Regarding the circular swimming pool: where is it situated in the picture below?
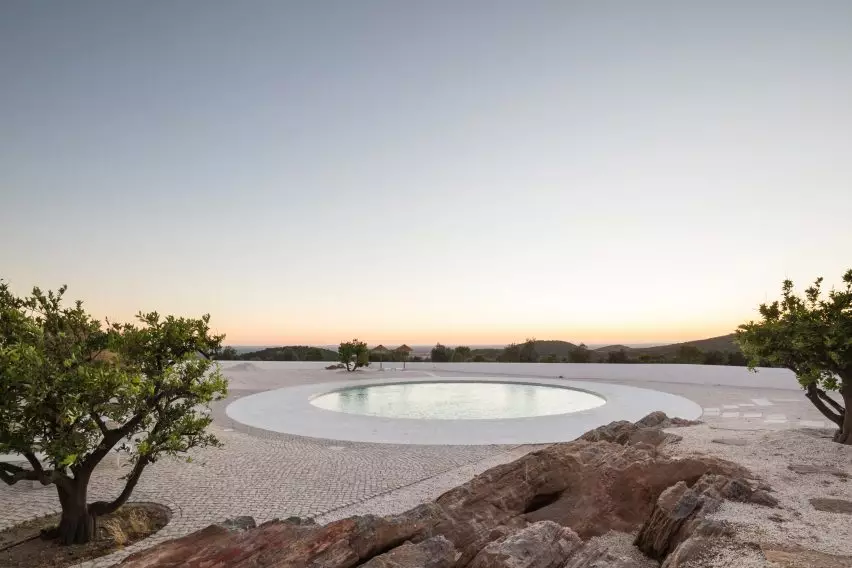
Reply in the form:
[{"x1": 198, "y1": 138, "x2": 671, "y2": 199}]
[
  {"x1": 225, "y1": 376, "x2": 703, "y2": 444},
  {"x1": 310, "y1": 381, "x2": 605, "y2": 420}
]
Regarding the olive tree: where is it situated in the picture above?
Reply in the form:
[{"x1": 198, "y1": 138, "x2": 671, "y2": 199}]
[
  {"x1": 0, "y1": 283, "x2": 228, "y2": 543},
  {"x1": 338, "y1": 338, "x2": 369, "y2": 371},
  {"x1": 736, "y1": 270, "x2": 851, "y2": 444}
]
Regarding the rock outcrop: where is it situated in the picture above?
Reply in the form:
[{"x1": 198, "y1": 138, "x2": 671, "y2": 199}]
[
  {"x1": 635, "y1": 473, "x2": 778, "y2": 566},
  {"x1": 467, "y1": 521, "x2": 581, "y2": 568},
  {"x1": 563, "y1": 541, "x2": 645, "y2": 568},
  {"x1": 119, "y1": 412, "x2": 757, "y2": 568},
  {"x1": 361, "y1": 536, "x2": 458, "y2": 568}
]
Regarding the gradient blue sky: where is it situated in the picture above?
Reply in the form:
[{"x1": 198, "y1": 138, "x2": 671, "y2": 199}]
[{"x1": 2, "y1": 1, "x2": 851, "y2": 345}]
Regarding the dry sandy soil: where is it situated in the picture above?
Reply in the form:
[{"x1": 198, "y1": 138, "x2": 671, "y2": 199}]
[{"x1": 664, "y1": 424, "x2": 852, "y2": 567}]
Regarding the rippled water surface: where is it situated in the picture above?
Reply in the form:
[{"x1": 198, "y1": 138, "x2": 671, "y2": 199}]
[{"x1": 310, "y1": 381, "x2": 606, "y2": 420}]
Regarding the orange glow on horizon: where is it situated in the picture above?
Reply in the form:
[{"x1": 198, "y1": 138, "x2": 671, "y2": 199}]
[{"x1": 216, "y1": 322, "x2": 742, "y2": 347}]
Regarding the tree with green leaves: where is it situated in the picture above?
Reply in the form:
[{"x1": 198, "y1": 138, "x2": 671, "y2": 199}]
[
  {"x1": 736, "y1": 270, "x2": 851, "y2": 444},
  {"x1": 702, "y1": 350, "x2": 725, "y2": 365},
  {"x1": 674, "y1": 345, "x2": 704, "y2": 364},
  {"x1": 216, "y1": 346, "x2": 240, "y2": 360},
  {"x1": 607, "y1": 349, "x2": 630, "y2": 364},
  {"x1": 338, "y1": 339, "x2": 369, "y2": 371},
  {"x1": 452, "y1": 346, "x2": 472, "y2": 362},
  {"x1": 430, "y1": 343, "x2": 454, "y2": 363},
  {"x1": 498, "y1": 343, "x2": 520, "y2": 362},
  {"x1": 519, "y1": 338, "x2": 539, "y2": 363},
  {"x1": 569, "y1": 343, "x2": 592, "y2": 363},
  {"x1": 0, "y1": 282, "x2": 228, "y2": 544}
]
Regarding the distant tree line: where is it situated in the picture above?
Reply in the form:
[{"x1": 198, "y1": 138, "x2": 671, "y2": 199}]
[
  {"x1": 219, "y1": 339, "x2": 754, "y2": 367},
  {"x1": 429, "y1": 339, "x2": 751, "y2": 366},
  {"x1": 215, "y1": 345, "x2": 338, "y2": 362}
]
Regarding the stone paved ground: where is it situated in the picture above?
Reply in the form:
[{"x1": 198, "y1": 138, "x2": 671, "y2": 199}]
[
  {"x1": 0, "y1": 365, "x2": 838, "y2": 567},
  {"x1": 1, "y1": 422, "x2": 512, "y2": 567}
]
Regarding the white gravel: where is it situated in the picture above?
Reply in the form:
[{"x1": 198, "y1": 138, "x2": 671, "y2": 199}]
[
  {"x1": 665, "y1": 424, "x2": 852, "y2": 561},
  {"x1": 584, "y1": 530, "x2": 658, "y2": 567}
]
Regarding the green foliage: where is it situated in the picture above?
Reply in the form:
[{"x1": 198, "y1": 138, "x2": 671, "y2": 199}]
[
  {"x1": 218, "y1": 345, "x2": 337, "y2": 362},
  {"x1": 674, "y1": 345, "x2": 704, "y2": 364},
  {"x1": 304, "y1": 347, "x2": 325, "y2": 361},
  {"x1": 725, "y1": 351, "x2": 748, "y2": 366},
  {"x1": 702, "y1": 350, "x2": 726, "y2": 365},
  {"x1": 736, "y1": 270, "x2": 851, "y2": 442},
  {"x1": 452, "y1": 346, "x2": 472, "y2": 362},
  {"x1": 606, "y1": 349, "x2": 630, "y2": 364},
  {"x1": 338, "y1": 339, "x2": 369, "y2": 371},
  {"x1": 496, "y1": 339, "x2": 540, "y2": 363},
  {"x1": 430, "y1": 343, "x2": 454, "y2": 363},
  {"x1": 568, "y1": 344, "x2": 592, "y2": 363},
  {"x1": 218, "y1": 346, "x2": 240, "y2": 360},
  {"x1": 497, "y1": 343, "x2": 520, "y2": 362},
  {"x1": 519, "y1": 338, "x2": 539, "y2": 363},
  {"x1": 0, "y1": 282, "x2": 228, "y2": 542}
]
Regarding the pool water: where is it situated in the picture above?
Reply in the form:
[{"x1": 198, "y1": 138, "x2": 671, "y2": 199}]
[{"x1": 309, "y1": 381, "x2": 606, "y2": 420}]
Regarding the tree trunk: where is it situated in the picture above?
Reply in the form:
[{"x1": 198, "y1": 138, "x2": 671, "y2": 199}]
[
  {"x1": 56, "y1": 481, "x2": 97, "y2": 544},
  {"x1": 834, "y1": 384, "x2": 852, "y2": 445}
]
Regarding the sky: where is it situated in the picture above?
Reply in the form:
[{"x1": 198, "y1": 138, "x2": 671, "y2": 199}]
[{"x1": 2, "y1": 1, "x2": 851, "y2": 346}]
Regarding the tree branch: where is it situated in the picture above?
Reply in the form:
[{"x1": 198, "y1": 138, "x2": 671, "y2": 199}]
[
  {"x1": 90, "y1": 412, "x2": 111, "y2": 437},
  {"x1": 89, "y1": 456, "x2": 150, "y2": 516},
  {"x1": 806, "y1": 384, "x2": 844, "y2": 426},
  {"x1": 23, "y1": 452, "x2": 48, "y2": 480},
  {"x1": 816, "y1": 388, "x2": 845, "y2": 416},
  {"x1": 0, "y1": 462, "x2": 40, "y2": 485}
]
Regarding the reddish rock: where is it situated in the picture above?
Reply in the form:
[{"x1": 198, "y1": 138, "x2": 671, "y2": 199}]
[
  {"x1": 563, "y1": 541, "x2": 644, "y2": 568},
  {"x1": 361, "y1": 536, "x2": 458, "y2": 568},
  {"x1": 467, "y1": 521, "x2": 581, "y2": 568},
  {"x1": 120, "y1": 412, "x2": 744, "y2": 568},
  {"x1": 120, "y1": 505, "x2": 444, "y2": 568},
  {"x1": 635, "y1": 473, "x2": 777, "y2": 563}
]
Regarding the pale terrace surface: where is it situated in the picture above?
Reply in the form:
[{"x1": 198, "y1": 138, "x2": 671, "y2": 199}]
[
  {"x1": 0, "y1": 363, "x2": 837, "y2": 567},
  {"x1": 226, "y1": 377, "x2": 701, "y2": 444}
]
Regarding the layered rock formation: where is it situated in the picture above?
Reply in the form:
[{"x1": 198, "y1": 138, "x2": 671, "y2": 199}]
[{"x1": 119, "y1": 413, "x2": 770, "y2": 568}]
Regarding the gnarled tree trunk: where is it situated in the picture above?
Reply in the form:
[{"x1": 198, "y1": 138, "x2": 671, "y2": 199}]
[
  {"x1": 56, "y1": 477, "x2": 97, "y2": 544},
  {"x1": 835, "y1": 383, "x2": 851, "y2": 445}
]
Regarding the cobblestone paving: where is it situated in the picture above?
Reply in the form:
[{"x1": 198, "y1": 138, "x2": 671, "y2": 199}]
[{"x1": 0, "y1": 419, "x2": 512, "y2": 567}]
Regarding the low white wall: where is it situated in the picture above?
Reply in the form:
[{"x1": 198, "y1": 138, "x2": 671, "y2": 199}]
[{"x1": 218, "y1": 361, "x2": 800, "y2": 391}]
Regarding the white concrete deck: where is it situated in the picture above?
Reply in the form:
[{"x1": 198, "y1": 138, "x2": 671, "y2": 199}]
[{"x1": 225, "y1": 376, "x2": 703, "y2": 444}]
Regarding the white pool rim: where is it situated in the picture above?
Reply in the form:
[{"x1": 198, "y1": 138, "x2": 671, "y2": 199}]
[{"x1": 225, "y1": 376, "x2": 702, "y2": 445}]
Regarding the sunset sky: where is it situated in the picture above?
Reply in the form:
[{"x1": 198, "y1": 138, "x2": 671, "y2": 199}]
[{"x1": 2, "y1": 1, "x2": 851, "y2": 346}]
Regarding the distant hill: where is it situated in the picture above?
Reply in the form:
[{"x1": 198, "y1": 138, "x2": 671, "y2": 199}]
[
  {"x1": 531, "y1": 340, "x2": 579, "y2": 358},
  {"x1": 229, "y1": 345, "x2": 338, "y2": 362},
  {"x1": 469, "y1": 340, "x2": 578, "y2": 361},
  {"x1": 593, "y1": 344, "x2": 632, "y2": 354},
  {"x1": 469, "y1": 347, "x2": 504, "y2": 359},
  {"x1": 628, "y1": 334, "x2": 740, "y2": 357},
  {"x1": 220, "y1": 334, "x2": 743, "y2": 365},
  {"x1": 468, "y1": 334, "x2": 744, "y2": 364}
]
